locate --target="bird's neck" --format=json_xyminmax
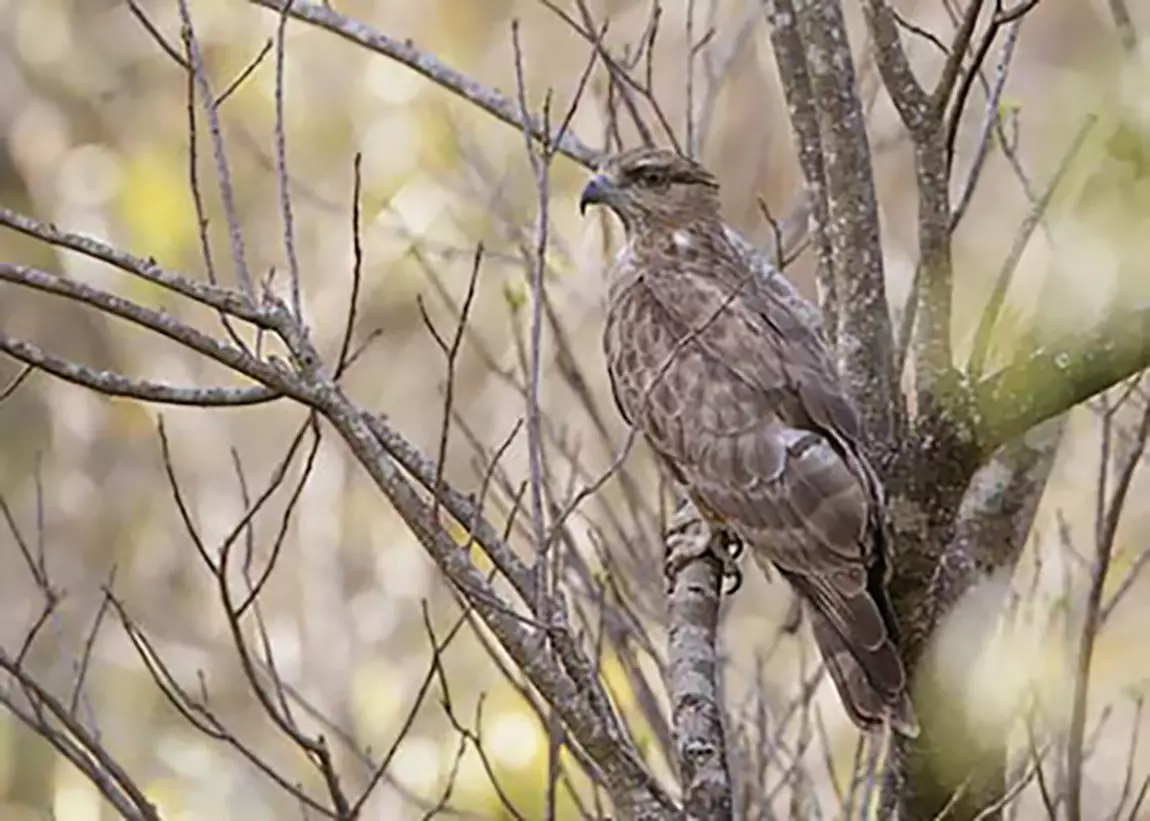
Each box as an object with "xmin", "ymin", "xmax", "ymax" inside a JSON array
[
  {"xmin": 607, "ymin": 215, "xmax": 728, "ymax": 302},
  {"xmin": 625, "ymin": 214, "xmax": 726, "ymax": 259}
]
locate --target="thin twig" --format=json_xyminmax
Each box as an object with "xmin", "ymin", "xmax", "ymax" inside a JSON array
[
  {"xmin": 273, "ymin": 3, "xmax": 304, "ymax": 320},
  {"xmin": 967, "ymin": 115, "xmax": 1096, "ymax": 378},
  {"xmin": 177, "ymin": 0, "xmax": 256, "ymax": 298}
]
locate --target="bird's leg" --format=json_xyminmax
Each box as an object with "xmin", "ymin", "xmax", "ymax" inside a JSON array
[{"xmin": 663, "ymin": 497, "xmax": 744, "ymax": 594}]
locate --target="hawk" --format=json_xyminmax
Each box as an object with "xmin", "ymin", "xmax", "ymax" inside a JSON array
[{"xmin": 580, "ymin": 147, "xmax": 918, "ymax": 737}]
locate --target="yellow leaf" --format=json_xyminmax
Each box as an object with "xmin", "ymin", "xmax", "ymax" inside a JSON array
[
  {"xmin": 996, "ymin": 96, "xmax": 1021, "ymax": 120},
  {"xmin": 114, "ymin": 149, "xmax": 196, "ymax": 266},
  {"xmin": 503, "ymin": 281, "xmax": 527, "ymax": 314}
]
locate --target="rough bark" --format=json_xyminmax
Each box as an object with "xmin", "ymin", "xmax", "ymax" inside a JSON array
[{"xmin": 666, "ymin": 524, "xmax": 733, "ymax": 821}]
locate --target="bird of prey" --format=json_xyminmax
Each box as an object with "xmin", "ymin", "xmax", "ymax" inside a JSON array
[{"xmin": 579, "ymin": 146, "xmax": 918, "ymax": 737}]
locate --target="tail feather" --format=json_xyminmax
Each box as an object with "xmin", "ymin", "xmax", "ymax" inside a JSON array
[
  {"xmin": 782, "ymin": 568, "xmax": 919, "ymax": 738},
  {"xmin": 806, "ymin": 602, "xmax": 919, "ymax": 738}
]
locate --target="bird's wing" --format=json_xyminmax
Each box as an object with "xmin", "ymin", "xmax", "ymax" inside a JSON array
[
  {"xmin": 606, "ymin": 257, "xmax": 874, "ymax": 572},
  {"xmin": 604, "ymin": 251, "xmax": 915, "ymax": 733}
]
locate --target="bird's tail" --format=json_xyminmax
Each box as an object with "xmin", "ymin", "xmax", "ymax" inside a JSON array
[{"xmin": 804, "ymin": 591, "xmax": 919, "ymax": 738}]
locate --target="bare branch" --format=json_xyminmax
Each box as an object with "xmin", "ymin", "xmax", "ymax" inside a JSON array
[
  {"xmin": 975, "ymin": 304, "xmax": 1150, "ymax": 457},
  {"xmin": 350, "ymin": 600, "xmax": 472, "ymax": 816},
  {"xmin": 862, "ymin": 0, "xmax": 932, "ymax": 132},
  {"xmin": 762, "ymin": 0, "xmax": 837, "ymax": 339},
  {"xmin": 794, "ymin": 0, "xmax": 898, "ymax": 445},
  {"xmin": 335, "ymin": 152, "xmax": 365, "ymax": 378},
  {"xmin": 943, "ymin": 1, "xmax": 1048, "ymax": 180},
  {"xmin": 0, "ymin": 363, "xmax": 33, "ymax": 403},
  {"xmin": 337, "ymin": 399, "xmax": 677, "ymax": 817},
  {"xmin": 178, "ymin": 36, "xmax": 254, "ymax": 353},
  {"xmin": 1107, "ymin": 0, "xmax": 1139, "ymax": 52},
  {"xmin": 1067, "ymin": 383, "xmax": 1150, "ymax": 821},
  {"xmin": 665, "ymin": 521, "xmax": 733, "ymax": 820},
  {"xmin": 234, "ymin": 417, "xmax": 321, "ymax": 617},
  {"xmin": 696, "ymin": 0, "xmax": 760, "ymax": 156},
  {"xmin": 0, "ymin": 647, "xmax": 161, "ymax": 821},
  {"xmin": 863, "ymin": 0, "xmax": 956, "ymax": 402},
  {"xmin": 424, "ymin": 243, "xmax": 484, "ymax": 533},
  {"xmin": 511, "ymin": 22, "xmax": 556, "ymax": 584},
  {"xmin": 0, "ymin": 206, "xmax": 266, "ymax": 322},
  {"xmin": 539, "ymin": 0, "xmax": 677, "ymax": 152},
  {"xmin": 107, "ymin": 592, "xmax": 339, "ymax": 815},
  {"xmin": 0, "ymin": 264, "xmax": 307, "ymax": 403},
  {"xmin": 950, "ymin": 20, "xmax": 1023, "ymax": 228},
  {"xmin": 933, "ymin": 0, "xmax": 988, "ymax": 120},
  {"xmin": 248, "ymin": 0, "xmax": 601, "ymax": 167},
  {"xmin": 934, "ymin": 414, "xmax": 1065, "ymax": 614},
  {"xmin": 177, "ymin": 0, "xmax": 256, "ymax": 298},
  {"xmin": 968, "ymin": 116, "xmax": 1096, "ymax": 379},
  {"xmin": 215, "ymin": 39, "xmax": 273, "ymax": 107},
  {"xmin": 0, "ymin": 331, "xmax": 276, "ymax": 406},
  {"xmin": 7, "ymin": 5, "xmax": 1145, "ymax": 819},
  {"xmin": 273, "ymin": 4, "xmax": 303, "ymax": 320},
  {"xmin": 125, "ymin": 0, "xmax": 187, "ymax": 69}
]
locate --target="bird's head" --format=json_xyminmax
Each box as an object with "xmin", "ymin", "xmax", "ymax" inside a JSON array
[{"xmin": 579, "ymin": 147, "xmax": 721, "ymax": 232}]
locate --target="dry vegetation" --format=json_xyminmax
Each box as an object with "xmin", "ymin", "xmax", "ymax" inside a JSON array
[{"xmin": 0, "ymin": 0, "xmax": 1147, "ymax": 819}]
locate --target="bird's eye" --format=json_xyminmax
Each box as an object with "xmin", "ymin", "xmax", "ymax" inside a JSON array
[{"xmin": 635, "ymin": 167, "xmax": 667, "ymax": 186}]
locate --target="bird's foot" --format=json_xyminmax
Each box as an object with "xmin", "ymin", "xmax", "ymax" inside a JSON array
[{"xmin": 663, "ymin": 504, "xmax": 743, "ymax": 594}]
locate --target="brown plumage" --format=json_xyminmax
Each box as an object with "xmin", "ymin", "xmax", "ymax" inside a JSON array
[{"xmin": 580, "ymin": 147, "xmax": 919, "ymax": 737}]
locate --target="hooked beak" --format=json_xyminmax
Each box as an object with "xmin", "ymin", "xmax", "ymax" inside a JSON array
[{"xmin": 579, "ymin": 174, "xmax": 613, "ymax": 215}]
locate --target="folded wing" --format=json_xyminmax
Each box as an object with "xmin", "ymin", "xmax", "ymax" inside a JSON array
[{"xmin": 604, "ymin": 249, "xmax": 918, "ymax": 736}]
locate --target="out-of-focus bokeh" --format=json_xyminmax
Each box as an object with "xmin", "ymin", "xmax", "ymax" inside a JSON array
[{"xmin": 0, "ymin": 0, "xmax": 1148, "ymax": 818}]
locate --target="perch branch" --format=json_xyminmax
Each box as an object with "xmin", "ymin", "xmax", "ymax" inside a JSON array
[{"xmin": 665, "ymin": 517, "xmax": 733, "ymax": 820}]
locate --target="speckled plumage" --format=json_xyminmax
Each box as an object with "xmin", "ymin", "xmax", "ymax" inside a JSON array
[{"xmin": 582, "ymin": 147, "xmax": 918, "ymax": 737}]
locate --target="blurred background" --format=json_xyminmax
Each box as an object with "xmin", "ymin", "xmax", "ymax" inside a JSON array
[{"xmin": 0, "ymin": 0, "xmax": 1148, "ymax": 818}]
